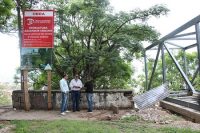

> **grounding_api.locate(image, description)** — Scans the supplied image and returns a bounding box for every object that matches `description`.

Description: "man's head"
[87,76,92,81]
[75,74,79,80]
[63,73,68,79]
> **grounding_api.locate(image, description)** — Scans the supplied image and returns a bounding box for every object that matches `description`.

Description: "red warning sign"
[22,10,54,48]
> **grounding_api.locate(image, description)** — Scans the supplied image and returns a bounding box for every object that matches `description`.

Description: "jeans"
[61,92,68,113]
[71,91,80,112]
[86,93,93,112]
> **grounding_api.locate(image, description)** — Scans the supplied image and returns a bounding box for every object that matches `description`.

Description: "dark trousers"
[71,90,80,112]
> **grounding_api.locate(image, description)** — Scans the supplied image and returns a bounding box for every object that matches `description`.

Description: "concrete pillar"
[45,64,52,110]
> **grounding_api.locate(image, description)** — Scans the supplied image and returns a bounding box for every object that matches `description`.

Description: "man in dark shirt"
[84,78,94,113]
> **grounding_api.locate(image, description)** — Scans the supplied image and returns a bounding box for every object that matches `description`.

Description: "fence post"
[45,64,52,110]
[22,68,30,111]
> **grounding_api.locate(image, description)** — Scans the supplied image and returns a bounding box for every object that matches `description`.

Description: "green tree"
[48,0,169,89]
[0,0,15,32]
[24,0,169,89]
[138,50,199,92]
[0,0,40,32]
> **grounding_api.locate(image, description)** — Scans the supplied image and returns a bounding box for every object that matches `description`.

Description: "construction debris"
[133,84,169,110]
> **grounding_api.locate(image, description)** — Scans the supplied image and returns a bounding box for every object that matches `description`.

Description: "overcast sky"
[110,0,200,35]
[0,0,200,83]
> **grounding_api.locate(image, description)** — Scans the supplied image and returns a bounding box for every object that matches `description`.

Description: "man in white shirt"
[60,73,70,115]
[69,74,83,112]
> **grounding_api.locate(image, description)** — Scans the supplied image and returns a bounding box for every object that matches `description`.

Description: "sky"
[0,33,19,83]
[0,0,200,83]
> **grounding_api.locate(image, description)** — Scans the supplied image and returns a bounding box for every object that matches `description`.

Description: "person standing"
[84,77,94,113]
[60,73,70,115]
[69,74,83,112]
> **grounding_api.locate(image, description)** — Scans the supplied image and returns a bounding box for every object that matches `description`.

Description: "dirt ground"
[129,106,200,130]
[0,106,200,132]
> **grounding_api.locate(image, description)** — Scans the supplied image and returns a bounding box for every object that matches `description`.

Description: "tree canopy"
[0,0,15,32]
[49,0,169,89]
[0,0,41,32]
[14,0,169,90]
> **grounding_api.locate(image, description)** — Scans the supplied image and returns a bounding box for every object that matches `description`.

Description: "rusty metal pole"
[45,64,52,110]
[22,69,30,111]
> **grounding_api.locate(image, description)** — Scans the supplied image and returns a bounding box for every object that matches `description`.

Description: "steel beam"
[168,38,196,40]
[144,51,148,90]
[183,49,188,76]
[161,44,166,83]
[147,44,161,90]
[183,49,188,89]
[164,44,196,93]
[191,66,199,84]
[150,47,181,50]
[184,43,197,50]
[173,32,196,38]
[146,15,200,50]
[165,41,184,49]
[195,23,200,75]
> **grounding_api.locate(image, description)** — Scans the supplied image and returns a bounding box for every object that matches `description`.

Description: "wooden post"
[22,69,30,111]
[47,70,52,110]
[45,64,52,110]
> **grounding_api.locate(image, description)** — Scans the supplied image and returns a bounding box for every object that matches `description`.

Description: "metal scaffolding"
[144,15,200,95]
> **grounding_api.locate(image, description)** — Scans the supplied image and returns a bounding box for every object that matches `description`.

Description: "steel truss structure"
[144,15,200,95]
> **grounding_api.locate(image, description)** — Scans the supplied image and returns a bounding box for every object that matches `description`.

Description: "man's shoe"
[65,110,70,113]
[60,112,66,115]
[88,111,93,113]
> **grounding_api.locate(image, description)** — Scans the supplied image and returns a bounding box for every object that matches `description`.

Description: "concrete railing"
[12,90,133,110]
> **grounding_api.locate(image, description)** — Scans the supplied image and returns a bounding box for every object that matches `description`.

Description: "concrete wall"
[12,90,133,110]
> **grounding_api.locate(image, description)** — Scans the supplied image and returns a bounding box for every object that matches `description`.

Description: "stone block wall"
[12,90,133,110]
